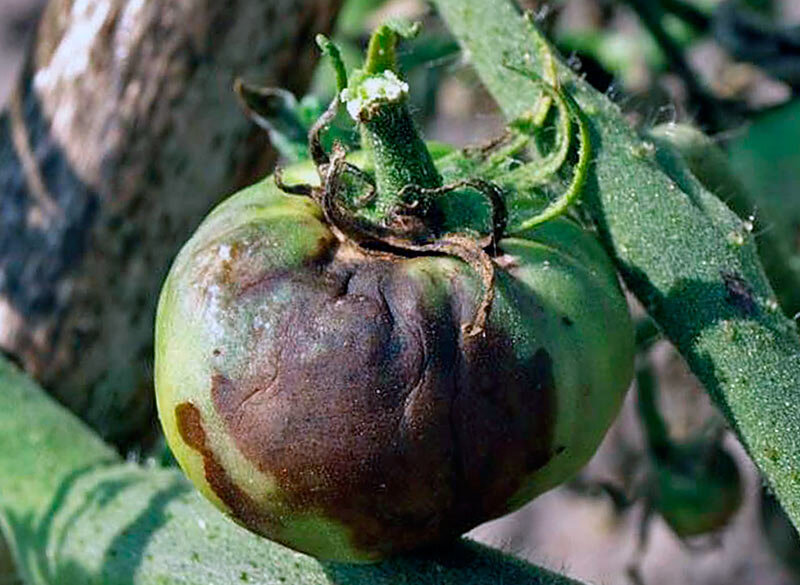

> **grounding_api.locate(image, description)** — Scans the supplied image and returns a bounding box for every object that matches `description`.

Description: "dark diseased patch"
[452,340,557,521]
[204,259,558,558]
[174,402,270,533]
[175,402,205,450]
[562,316,574,327]
[721,270,758,316]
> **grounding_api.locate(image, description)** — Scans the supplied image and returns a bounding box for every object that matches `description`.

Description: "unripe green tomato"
[155,152,634,562]
[653,441,742,538]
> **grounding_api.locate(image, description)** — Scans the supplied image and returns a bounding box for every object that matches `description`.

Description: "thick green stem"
[340,22,441,219]
[0,356,584,585]
[433,0,800,532]
[359,101,442,214]
[647,123,800,317]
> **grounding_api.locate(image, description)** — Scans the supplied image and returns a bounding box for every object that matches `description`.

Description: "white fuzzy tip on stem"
[341,70,409,121]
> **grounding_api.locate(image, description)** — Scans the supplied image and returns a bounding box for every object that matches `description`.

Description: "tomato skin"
[155,158,634,562]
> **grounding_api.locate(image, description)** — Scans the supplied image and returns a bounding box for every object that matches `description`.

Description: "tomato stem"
[339,22,442,224]
[364,20,420,75]
[635,361,672,459]
[316,35,348,93]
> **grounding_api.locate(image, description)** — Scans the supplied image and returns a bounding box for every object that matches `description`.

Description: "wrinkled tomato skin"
[155,156,634,562]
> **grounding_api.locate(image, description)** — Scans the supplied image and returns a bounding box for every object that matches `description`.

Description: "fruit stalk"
[338,22,442,219]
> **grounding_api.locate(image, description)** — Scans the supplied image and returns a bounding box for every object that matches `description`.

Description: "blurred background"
[0,1,46,106]
[2,1,800,584]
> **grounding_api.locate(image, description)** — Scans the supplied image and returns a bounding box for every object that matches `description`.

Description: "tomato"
[155,20,634,562]
[652,439,742,538]
[154,151,634,561]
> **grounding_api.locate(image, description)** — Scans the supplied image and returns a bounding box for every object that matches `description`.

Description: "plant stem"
[636,362,672,459]
[647,123,800,317]
[359,101,442,210]
[341,22,442,218]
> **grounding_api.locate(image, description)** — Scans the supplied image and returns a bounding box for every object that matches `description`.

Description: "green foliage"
[647,122,800,316]
[432,0,800,534]
[728,100,800,270]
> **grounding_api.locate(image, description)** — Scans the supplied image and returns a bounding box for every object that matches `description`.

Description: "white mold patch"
[340,70,409,120]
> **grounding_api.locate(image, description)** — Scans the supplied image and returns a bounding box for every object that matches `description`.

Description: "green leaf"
[728,99,800,271]
[647,121,800,316]
[0,356,584,585]
[433,0,800,532]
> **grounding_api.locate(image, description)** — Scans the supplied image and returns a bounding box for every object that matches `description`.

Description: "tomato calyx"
[271,23,506,336]
[236,21,591,336]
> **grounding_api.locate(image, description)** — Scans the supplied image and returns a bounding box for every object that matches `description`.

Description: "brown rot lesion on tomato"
[197,323,560,559]
[174,401,268,532]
